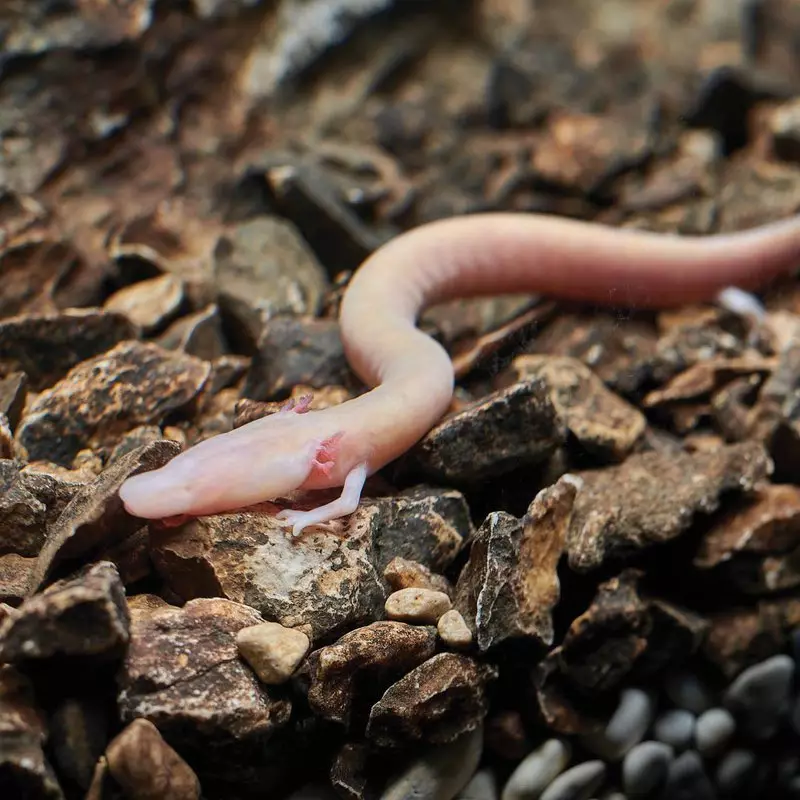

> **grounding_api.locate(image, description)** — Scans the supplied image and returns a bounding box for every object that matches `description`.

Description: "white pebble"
[540,761,606,800]
[695,707,735,757]
[385,587,452,624]
[438,609,473,649]
[502,739,571,800]
[584,688,655,761]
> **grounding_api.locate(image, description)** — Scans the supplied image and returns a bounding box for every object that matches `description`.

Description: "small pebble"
[438,609,473,649]
[715,749,757,795]
[622,741,673,798]
[384,587,452,624]
[501,739,571,800]
[695,708,736,758]
[459,769,498,800]
[236,622,310,684]
[662,751,715,800]
[664,672,713,715]
[539,761,606,800]
[652,709,695,751]
[723,654,794,739]
[584,689,655,761]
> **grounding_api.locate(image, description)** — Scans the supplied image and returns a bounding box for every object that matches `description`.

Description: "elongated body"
[119,212,800,534]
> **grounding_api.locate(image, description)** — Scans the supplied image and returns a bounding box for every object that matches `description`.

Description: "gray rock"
[539,761,606,800]
[714,749,757,795]
[695,708,736,758]
[584,689,655,761]
[663,671,713,714]
[460,769,498,800]
[502,739,571,800]
[652,709,695,751]
[723,654,794,739]
[661,751,715,800]
[381,726,483,800]
[622,741,672,798]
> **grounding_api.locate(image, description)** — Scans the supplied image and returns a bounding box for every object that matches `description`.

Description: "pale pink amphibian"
[118,212,800,535]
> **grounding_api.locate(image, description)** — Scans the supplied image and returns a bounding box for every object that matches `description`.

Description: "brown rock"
[567,441,772,571]
[405,377,566,484]
[243,316,349,401]
[0,561,129,663]
[156,305,227,361]
[49,694,109,790]
[366,653,496,746]
[305,621,437,726]
[236,622,311,685]
[384,587,451,624]
[104,274,186,334]
[15,341,209,466]
[106,719,200,800]
[0,553,35,605]
[149,508,385,641]
[383,556,452,597]
[0,309,137,392]
[455,476,576,651]
[0,665,64,799]
[29,439,181,592]
[769,97,800,164]
[117,596,291,745]
[508,355,647,460]
[330,742,372,800]
[0,372,28,431]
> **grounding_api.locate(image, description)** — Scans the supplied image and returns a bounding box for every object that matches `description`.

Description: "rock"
[0,665,64,799]
[714,749,758,796]
[384,556,452,596]
[380,725,483,800]
[213,217,329,351]
[584,688,655,761]
[663,671,713,715]
[104,274,185,334]
[156,305,227,361]
[567,442,772,571]
[694,708,736,757]
[0,372,28,432]
[0,561,129,663]
[501,739,571,800]
[661,750,716,800]
[485,710,531,762]
[459,769,498,800]
[0,309,137,392]
[49,695,109,790]
[652,709,695,751]
[723,654,794,739]
[149,506,385,642]
[236,621,310,684]
[455,477,577,651]
[305,621,436,726]
[366,653,496,746]
[0,553,35,604]
[243,316,348,401]
[539,761,606,800]
[437,610,473,649]
[405,377,566,484]
[16,341,209,466]
[105,718,200,800]
[622,741,672,798]
[384,587,452,624]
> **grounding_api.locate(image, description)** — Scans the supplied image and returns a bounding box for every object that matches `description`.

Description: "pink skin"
[118,211,800,535]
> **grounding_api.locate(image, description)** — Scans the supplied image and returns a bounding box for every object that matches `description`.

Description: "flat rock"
[404,377,567,485]
[16,341,209,466]
[236,621,311,685]
[0,309,137,392]
[366,653,496,746]
[0,561,129,663]
[454,477,577,651]
[104,274,186,334]
[304,621,437,727]
[567,442,772,571]
[149,507,385,642]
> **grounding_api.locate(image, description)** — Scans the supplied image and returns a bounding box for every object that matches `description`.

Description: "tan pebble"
[437,609,473,648]
[384,587,451,623]
[236,621,310,684]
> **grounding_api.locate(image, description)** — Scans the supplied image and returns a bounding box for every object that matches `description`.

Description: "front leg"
[276,462,369,537]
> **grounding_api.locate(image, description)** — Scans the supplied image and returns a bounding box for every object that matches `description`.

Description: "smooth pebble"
[584,689,654,761]
[459,769,498,800]
[695,708,735,758]
[663,671,713,715]
[662,751,715,800]
[723,654,794,740]
[502,739,571,800]
[715,749,757,795]
[652,709,695,751]
[236,622,310,684]
[384,587,452,624]
[438,609,473,649]
[539,761,606,800]
[622,741,673,798]
[381,726,483,800]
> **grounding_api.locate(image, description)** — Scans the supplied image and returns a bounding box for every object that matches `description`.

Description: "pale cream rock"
[385,587,452,624]
[437,609,473,648]
[236,621,311,684]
